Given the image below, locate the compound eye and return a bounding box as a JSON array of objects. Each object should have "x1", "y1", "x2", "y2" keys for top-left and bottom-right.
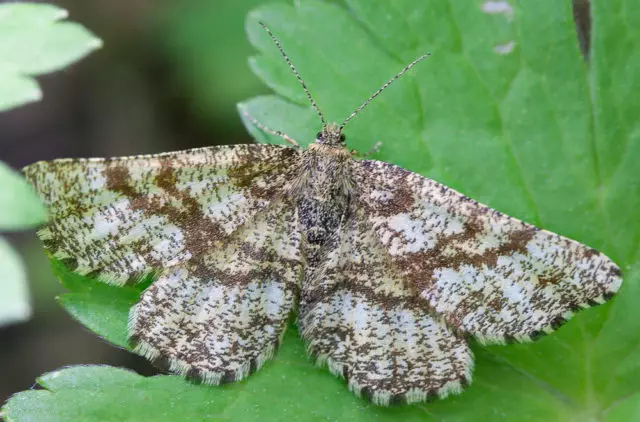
[
  {"x1": 339, "y1": 134, "x2": 346, "y2": 142},
  {"x1": 316, "y1": 131, "x2": 323, "y2": 139}
]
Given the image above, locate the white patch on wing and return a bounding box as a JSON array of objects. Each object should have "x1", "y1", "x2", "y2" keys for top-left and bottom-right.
[
  {"x1": 89, "y1": 199, "x2": 132, "y2": 239},
  {"x1": 264, "y1": 280, "x2": 286, "y2": 318},
  {"x1": 502, "y1": 282, "x2": 524, "y2": 302},
  {"x1": 388, "y1": 212, "x2": 435, "y2": 253},
  {"x1": 85, "y1": 168, "x2": 107, "y2": 192},
  {"x1": 149, "y1": 225, "x2": 185, "y2": 261}
]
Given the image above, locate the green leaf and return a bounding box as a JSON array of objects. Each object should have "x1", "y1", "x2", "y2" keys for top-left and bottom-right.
[
  {"x1": 606, "y1": 393, "x2": 640, "y2": 422},
  {"x1": 0, "y1": 161, "x2": 47, "y2": 230},
  {"x1": 0, "y1": 2, "x2": 101, "y2": 112},
  {"x1": 51, "y1": 260, "x2": 141, "y2": 350},
  {"x1": 0, "y1": 237, "x2": 31, "y2": 326},
  {"x1": 5, "y1": 0, "x2": 640, "y2": 421},
  {"x1": 1, "y1": 354, "x2": 426, "y2": 422}
]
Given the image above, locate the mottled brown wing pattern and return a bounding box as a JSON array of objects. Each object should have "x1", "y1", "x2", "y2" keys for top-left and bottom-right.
[
  {"x1": 353, "y1": 160, "x2": 622, "y2": 344},
  {"x1": 22, "y1": 144, "x2": 299, "y2": 285},
  {"x1": 129, "y1": 196, "x2": 302, "y2": 383},
  {"x1": 298, "y1": 208, "x2": 473, "y2": 406}
]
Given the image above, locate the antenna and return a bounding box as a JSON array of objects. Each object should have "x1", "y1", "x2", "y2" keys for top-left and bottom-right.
[
  {"x1": 259, "y1": 22, "x2": 326, "y2": 128},
  {"x1": 339, "y1": 53, "x2": 431, "y2": 131}
]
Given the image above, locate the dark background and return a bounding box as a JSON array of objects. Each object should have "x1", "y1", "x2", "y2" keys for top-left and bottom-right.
[{"x1": 0, "y1": 0, "x2": 591, "y2": 404}]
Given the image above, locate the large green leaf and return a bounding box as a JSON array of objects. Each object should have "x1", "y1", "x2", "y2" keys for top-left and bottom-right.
[
  {"x1": 4, "y1": 0, "x2": 639, "y2": 421},
  {"x1": 0, "y1": 2, "x2": 101, "y2": 111},
  {"x1": 239, "y1": 0, "x2": 640, "y2": 419}
]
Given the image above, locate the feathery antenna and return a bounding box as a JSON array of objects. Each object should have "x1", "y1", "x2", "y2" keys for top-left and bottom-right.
[
  {"x1": 259, "y1": 22, "x2": 326, "y2": 128},
  {"x1": 339, "y1": 53, "x2": 431, "y2": 131}
]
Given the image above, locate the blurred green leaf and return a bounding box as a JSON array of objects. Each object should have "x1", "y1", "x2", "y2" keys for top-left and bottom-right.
[
  {"x1": 0, "y1": 161, "x2": 47, "y2": 230},
  {"x1": 158, "y1": 0, "x2": 269, "y2": 133},
  {"x1": 0, "y1": 160, "x2": 44, "y2": 329},
  {"x1": 0, "y1": 2, "x2": 101, "y2": 111},
  {"x1": 158, "y1": 0, "x2": 345, "y2": 134},
  {"x1": 0, "y1": 2, "x2": 100, "y2": 330},
  {"x1": 0, "y1": 366, "x2": 231, "y2": 422},
  {"x1": 4, "y1": 0, "x2": 640, "y2": 420},
  {"x1": 0, "y1": 237, "x2": 30, "y2": 326}
]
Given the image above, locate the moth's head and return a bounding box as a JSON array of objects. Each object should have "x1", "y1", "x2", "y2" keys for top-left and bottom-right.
[{"x1": 315, "y1": 123, "x2": 346, "y2": 147}]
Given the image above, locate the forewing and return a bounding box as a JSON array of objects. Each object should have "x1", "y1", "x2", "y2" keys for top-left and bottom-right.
[
  {"x1": 129, "y1": 196, "x2": 302, "y2": 383},
  {"x1": 298, "y1": 208, "x2": 473, "y2": 405},
  {"x1": 23, "y1": 144, "x2": 299, "y2": 284},
  {"x1": 353, "y1": 160, "x2": 622, "y2": 344}
]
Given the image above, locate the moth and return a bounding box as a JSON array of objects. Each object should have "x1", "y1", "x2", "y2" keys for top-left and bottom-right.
[{"x1": 23, "y1": 23, "x2": 621, "y2": 406}]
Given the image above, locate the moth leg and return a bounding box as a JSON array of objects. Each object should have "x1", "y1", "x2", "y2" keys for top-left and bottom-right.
[
  {"x1": 352, "y1": 141, "x2": 382, "y2": 158},
  {"x1": 242, "y1": 110, "x2": 300, "y2": 148}
]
